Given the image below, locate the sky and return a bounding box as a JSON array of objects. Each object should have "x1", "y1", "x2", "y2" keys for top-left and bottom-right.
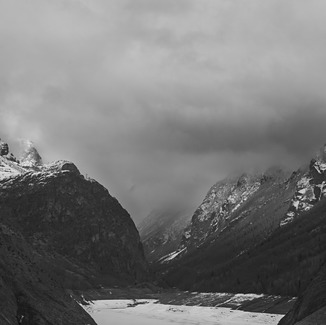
[{"x1": 1, "y1": 0, "x2": 326, "y2": 224}]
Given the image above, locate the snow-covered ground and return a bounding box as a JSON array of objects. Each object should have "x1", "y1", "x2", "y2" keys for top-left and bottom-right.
[{"x1": 82, "y1": 299, "x2": 284, "y2": 325}]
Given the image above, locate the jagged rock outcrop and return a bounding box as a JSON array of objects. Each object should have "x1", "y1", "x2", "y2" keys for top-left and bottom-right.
[{"x1": 281, "y1": 144, "x2": 326, "y2": 226}]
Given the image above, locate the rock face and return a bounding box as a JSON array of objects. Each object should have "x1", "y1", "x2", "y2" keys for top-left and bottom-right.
[
  {"x1": 281, "y1": 144, "x2": 326, "y2": 226},
  {"x1": 183, "y1": 172, "x2": 263, "y2": 249},
  {"x1": 0, "y1": 138, "x2": 149, "y2": 323}
]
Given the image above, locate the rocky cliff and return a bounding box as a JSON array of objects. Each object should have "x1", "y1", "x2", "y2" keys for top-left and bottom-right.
[{"x1": 280, "y1": 145, "x2": 326, "y2": 226}]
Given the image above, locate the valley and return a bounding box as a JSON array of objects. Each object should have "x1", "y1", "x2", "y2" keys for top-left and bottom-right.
[
  {"x1": 78, "y1": 287, "x2": 294, "y2": 325},
  {"x1": 0, "y1": 138, "x2": 325, "y2": 325}
]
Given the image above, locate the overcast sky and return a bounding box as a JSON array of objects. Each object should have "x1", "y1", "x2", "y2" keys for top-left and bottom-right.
[{"x1": 1, "y1": 0, "x2": 326, "y2": 223}]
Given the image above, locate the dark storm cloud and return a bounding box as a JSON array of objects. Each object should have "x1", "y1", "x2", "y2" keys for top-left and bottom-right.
[
  {"x1": 130, "y1": 107, "x2": 326, "y2": 158},
  {"x1": 1, "y1": 0, "x2": 326, "y2": 222}
]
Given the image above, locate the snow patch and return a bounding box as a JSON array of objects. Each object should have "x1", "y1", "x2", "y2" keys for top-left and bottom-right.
[{"x1": 158, "y1": 247, "x2": 187, "y2": 263}]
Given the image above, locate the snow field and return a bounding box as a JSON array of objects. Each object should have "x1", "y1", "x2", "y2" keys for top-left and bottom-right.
[{"x1": 82, "y1": 299, "x2": 284, "y2": 325}]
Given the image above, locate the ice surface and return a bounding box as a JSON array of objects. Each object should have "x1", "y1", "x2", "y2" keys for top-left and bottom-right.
[{"x1": 82, "y1": 299, "x2": 284, "y2": 325}]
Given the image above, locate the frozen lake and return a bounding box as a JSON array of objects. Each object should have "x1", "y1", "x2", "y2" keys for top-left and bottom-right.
[{"x1": 82, "y1": 299, "x2": 284, "y2": 325}]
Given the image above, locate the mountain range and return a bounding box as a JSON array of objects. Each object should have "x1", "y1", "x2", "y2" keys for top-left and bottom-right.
[{"x1": 1, "y1": 136, "x2": 325, "y2": 325}]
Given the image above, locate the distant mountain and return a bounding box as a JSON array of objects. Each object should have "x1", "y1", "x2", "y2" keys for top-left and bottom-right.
[
  {"x1": 0, "y1": 138, "x2": 149, "y2": 324},
  {"x1": 139, "y1": 208, "x2": 192, "y2": 263}
]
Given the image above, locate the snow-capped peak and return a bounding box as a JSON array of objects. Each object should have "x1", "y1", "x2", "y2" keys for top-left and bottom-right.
[{"x1": 19, "y1": 139, "x2": 43, "y2": 168}]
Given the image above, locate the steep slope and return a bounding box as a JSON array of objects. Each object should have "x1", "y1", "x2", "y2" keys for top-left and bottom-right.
[
  {"x1": 159, "y1": 167, "x2": 296, "y2": 264},
  {"x1": 0, "y1": 138, "x2": 149, "y2": 323},
  {"x1": 0, "y1": 223, "x2": 96, "y2": 325},
  {"x1": 0, "y1": 160, "x2": 149, "y2": 282},
  {"x1": 160, "y1": 146, "x2": 326, "y2": 303},
  {"x1": 162, "y1": 180, "x2": 326, "y2": 298},
  {"x1": 139, "y1": 208, "x2": 192, "y2": 263},
  {"x1": 184, "y1": 168, "x2": 293, "y2": 248},
  {"x1": 279, "y1": 263, "x2": 326, "y2": 325}
]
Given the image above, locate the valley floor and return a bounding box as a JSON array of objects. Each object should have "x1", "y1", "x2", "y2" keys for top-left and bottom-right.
[
  {"x1": 82, "y1": 299, "x2": 284, "y2": 325},
  {"x1": 77, "y1": 288, "x2": 296, "y2": 325}
]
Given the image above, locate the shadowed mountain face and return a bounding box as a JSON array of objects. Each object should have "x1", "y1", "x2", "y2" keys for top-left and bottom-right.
[
  {"x1": 279, "y1": 263, "x2": 326, "y2": 325},
  {"x1": 0, "y1": 223, "x2": 97, "y2": 325},
  {"x1": 0, "y1": 139, "x2": 149, "y2": 324},
  {"x1": 0, "y1": 161, "x2": 149, "y2": 282}
]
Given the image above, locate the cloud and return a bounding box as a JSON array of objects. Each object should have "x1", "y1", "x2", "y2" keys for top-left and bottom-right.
[{"x1": 1, "y1": 0, "x2": 326, "y2": 222}]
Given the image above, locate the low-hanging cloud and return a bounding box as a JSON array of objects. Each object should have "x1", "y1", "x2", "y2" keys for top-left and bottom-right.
[{"x1": 1, "y1": 0, "x2": 326, "y2": 223}]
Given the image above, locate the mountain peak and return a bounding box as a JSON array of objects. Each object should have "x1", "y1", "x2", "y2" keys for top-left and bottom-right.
[{"x1": 19, "y1": 139, "x2": 43, "y2": 167}]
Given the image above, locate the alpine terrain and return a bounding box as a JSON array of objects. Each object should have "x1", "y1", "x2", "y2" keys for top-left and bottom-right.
[
  {"x1": 0, "y1": 138, "x2": 149, "y2": 324},
  {"x1": 144, "y1": 145, "x2": 326, "y2": 325}
]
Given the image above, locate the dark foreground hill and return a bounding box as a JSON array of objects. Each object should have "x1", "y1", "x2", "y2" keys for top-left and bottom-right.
[
  {"x1": 0, "y1": 139, "x2": 149, "y2": 324},
  {"x1": 0, "y1": 223, "x2": 96, "y2": 325}
]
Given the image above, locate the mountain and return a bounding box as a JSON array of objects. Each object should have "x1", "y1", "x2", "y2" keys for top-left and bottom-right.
[
  {"x1": 154, "y1": 145, "x2": 326, "y2": 323},
  {"x1": 0, "y1": 138, "x2": 149, "y2": 324},
  {"x1": 156, "y1": 166, "x2": 296, "y2": 264},
  {"x1": 138, "y1": 208, "x2": 192, "y2": 263}
]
